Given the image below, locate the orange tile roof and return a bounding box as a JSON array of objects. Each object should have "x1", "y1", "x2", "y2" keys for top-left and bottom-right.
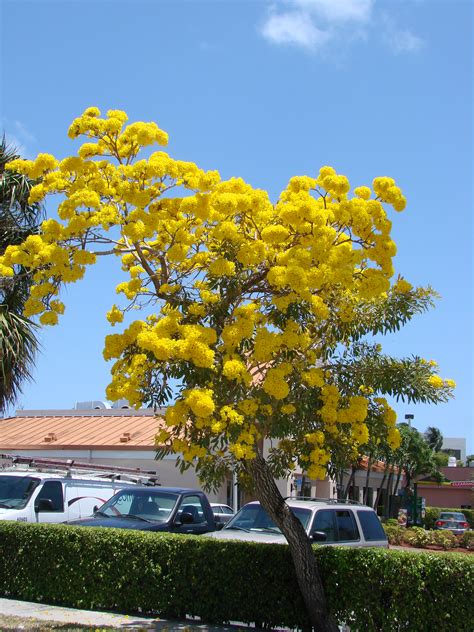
[{"x1": 0, "y1": 412, "x2": 166, "y2": 450}]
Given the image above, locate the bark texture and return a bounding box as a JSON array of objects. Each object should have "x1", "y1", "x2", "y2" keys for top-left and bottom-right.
[{"x1": 246, "y1": 454, "x2": 339, "y2": 632}]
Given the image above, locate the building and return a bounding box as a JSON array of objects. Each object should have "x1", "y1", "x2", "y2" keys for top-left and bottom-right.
[
  {"x1": 441, "y1": 437, "x2": 467, "y2": 463},
  {"x1": 0, "y1": 405, "x2": 400, "y2": 511},
  {"x1": 0, "y1": 407, "x2": 289, "y2": 508},
  {"x1": 416, "y1": 466, "x2": 474, "y2": 509}
]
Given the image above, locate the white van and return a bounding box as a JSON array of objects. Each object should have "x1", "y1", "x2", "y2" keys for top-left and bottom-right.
[
  {"x1": 0, "y1": 454, "x2": 160, "y2": 524},
  {"x1": 0, "y1": 471, "x2": 140, "y2": 523}
]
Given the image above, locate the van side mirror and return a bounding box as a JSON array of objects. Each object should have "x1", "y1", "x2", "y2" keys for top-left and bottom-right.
[
  {"x1": 311, "y1": 531, "x2": 327, "y2": 542},
  {"x1": 35, "y1": 498, "x2": 54, "y2": 512},
  {"x1": 93, "y1": 505, "x2": 99, "y2": 513}
]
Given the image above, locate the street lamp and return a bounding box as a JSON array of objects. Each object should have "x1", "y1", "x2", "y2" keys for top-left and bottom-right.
[{"x1": 405, "y1": 413, "x2": 414, "y2": 427}]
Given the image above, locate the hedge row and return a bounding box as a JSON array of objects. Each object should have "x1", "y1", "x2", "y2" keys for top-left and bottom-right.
[
  {"x1": 424, "y1": 506, "x2": 474, "y2": 529},
  {"x1": 0, "y1": 522, "x2": 473, "y2": 632}
]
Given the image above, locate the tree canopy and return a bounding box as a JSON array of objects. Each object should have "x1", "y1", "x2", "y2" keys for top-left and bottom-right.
[
  {"x1": 424, "y1": 425, "x2": 444, "y2": 452},
  {"x1": 0, "y1": 107, "x2": 455, "y2": 631},
  {"x1": 0, "y1": 107, "x2": 454, "y2": 484}
]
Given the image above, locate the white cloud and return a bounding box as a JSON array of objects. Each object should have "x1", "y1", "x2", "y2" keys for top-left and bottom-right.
[
  {"x1": 3, "y1": 134, "x2": 26, "y2": 156},
  {"x1": 261, "y1": 11, "x2": 331, "y2": 50},
  {"x1": 292, "y1": 0, "x2": 374, "y2": 23},
  {"x1": 259, "y1": 0, "x2": 423, "y2": 56},
  {"x1": 2, "y1": 120, "x2": 36, "y2": 157},
  {"x1": 388, "y1": 28, "x2": 423, "y2": 53},
  {"x1": 381, "y1": 15, "x2": 424, "y2": 54},
  {"x1": 13, "y1": 120, "x2": 36, "y2": 143}
]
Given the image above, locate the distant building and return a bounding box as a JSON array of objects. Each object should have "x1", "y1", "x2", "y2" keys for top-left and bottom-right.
[
  {"x1": 441, "y1": 437, "x2": 467, "y2": 463},
  {"x1": 417, "y1": 466, "x2": 473, "y2": 509}
]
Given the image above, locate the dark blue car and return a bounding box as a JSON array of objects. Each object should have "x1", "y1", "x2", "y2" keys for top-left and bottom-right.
[{"x1": 67, "y1": 486, "x2": 217, "y2": 534}]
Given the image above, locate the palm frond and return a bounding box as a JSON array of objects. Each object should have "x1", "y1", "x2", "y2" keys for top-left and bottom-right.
[
  {"x1": 0, "y1": 136, "x2": 44, "y2": 411},
  {"x1": 0, "y1": 307, "x2": 40, "y2": 413}
]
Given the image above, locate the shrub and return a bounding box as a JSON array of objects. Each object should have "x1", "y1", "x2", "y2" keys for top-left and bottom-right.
[
  {"x1": 430, "y1": 530, "x2": 458, "y2": 550},
  {"x1": 459, "y1": 531, "x2": 474, "y2": 550},
  {"x1": 403, "y1": 526, "x2": 433, "y2": 548},
  {"x1": 0, "y1": 522, "x2": 472, "y2": 631},
  {"x1": 383, "y1": 524, "x2": 405, "y2": 545}
]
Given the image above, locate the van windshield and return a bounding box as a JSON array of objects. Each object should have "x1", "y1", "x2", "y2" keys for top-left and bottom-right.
[{"x1": 0, "y1": 475, "x2": 41, "y2": 509}]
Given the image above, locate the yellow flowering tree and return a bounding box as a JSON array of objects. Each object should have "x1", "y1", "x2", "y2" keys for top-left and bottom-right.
[{"x1": 0, "y1": 107, "x2": 454, "y2": 631}]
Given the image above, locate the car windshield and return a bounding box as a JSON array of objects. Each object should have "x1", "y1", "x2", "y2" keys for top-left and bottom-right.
[
  {"x1": 440, "y1": 512, "x2": 466, "y2": 521},
  {"x1": 224, "y1": 503, "x2": 312, "y2": 533},
  {"x1": 0, "y1": 475, "x2": 41, "y2": 509},
  {"x1": 98, "y1": 489, "x2": 179, "y2": 523}
]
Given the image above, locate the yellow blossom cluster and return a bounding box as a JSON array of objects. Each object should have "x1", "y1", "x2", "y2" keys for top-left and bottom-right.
[{"x1": 1, "y1": 106, "x2": 443, "y2": 480}]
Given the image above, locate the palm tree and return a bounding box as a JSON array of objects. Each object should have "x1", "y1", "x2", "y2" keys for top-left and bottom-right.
[
  {"x1": 0, "y1": 137, "x2": 43, "y2": 413},
  {"x1": 424, "y1": 426, "x2": 444, "y2": 452}
]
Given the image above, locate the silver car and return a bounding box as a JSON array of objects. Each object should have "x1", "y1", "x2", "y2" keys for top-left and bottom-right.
[
  {"x1": 206, "y1": 498, "x2": 388, "y2": 548},
  {"x1": 210, "y1": 503, "x2": 234, "y2": 525},
  {"x1": 434, "y1": 511, "x2": 469, "y2": 535}
]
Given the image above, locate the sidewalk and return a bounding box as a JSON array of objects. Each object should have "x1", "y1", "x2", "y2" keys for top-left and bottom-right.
[{"x1": 0, "y1": 597, "x2": 252, "y2": 630}]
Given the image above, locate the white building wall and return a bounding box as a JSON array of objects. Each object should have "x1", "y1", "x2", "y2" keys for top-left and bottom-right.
[{"x1": 442, "y1": 437, "x2": 467, "y2": 462}]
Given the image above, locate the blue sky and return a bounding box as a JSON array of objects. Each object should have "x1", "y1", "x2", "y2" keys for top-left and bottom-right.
[{"x1": 1, "y1": 0, "x2": 472, "y2": 452}]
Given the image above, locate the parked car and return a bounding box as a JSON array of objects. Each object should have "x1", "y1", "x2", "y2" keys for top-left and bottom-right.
[
  {"x1": 0, "y1": 471, "x2": 137, "y2": 524},
  {"x1": 434, "y1": 511, "x2": 470, "y2": 535},
  {"x1": 210, "y1": 503, "x2": 234, "y2": 525},
  {"x1": 205, "y1": 498, "x2": 388, "y2": 547},
  {"x1": 66, "y1": 487, "x2": 217, "y2": 534}
]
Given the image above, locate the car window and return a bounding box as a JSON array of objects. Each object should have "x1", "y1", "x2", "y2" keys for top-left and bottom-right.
[
  {"x1": 226, "y1": 503, "x2": 311, "y2": 533},
  {"x1": 440, "y1": 512, "x2": 465, "y2": 521},
  {"x1": 335, "y1": 510, "x2": 359, "y2": 541},
  {"x1": 99, "y1": 490, "x2": 179, "y2": 521},
  {"x1": 311, "y1": 509, "x2": 336, "y2": 542},
  {"x1": 356, "y1": 510, "x2": 386, "y2": 541},
  {"x1": 222, "y1": 506, "x2": 234, "y2": 514},
  {"x1": 36, "y1": 481, "x2": 64, "y2": 512},
  {"x1": 180, "y1": 494, "x2": 206, "y2": 523}
]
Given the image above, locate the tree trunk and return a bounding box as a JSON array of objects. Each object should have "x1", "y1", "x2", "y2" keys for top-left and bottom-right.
[
  {"x1": 339, "y1": 471, "x2": 344, "y2": 497},
  {"x1": 342, "y1": 465, "x2": 356, "y2": 500},
  {"x1": 246, "y1": 454, "x2": 339, "y2": 632},
  {"x1": 384, "y1": 470, "x2": 394, "y2": 518},
  {"x1": 363, "y1": 458, "x2": 372, "y2": 505},
  {"x1": 393, "y1": 468, "x2": 402, "y2": 496},
  {"x1": 373, "y1": 462, "x2": 389, "y2": 510}
]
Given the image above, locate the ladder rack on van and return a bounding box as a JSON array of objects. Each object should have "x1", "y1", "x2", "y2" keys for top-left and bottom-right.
[{"x1": 0, "y1": 453, "x2": 160, "y2": 486}]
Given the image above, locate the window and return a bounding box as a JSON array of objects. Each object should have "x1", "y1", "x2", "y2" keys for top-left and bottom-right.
[
  {"x1": 311, "y1": 509, "x2": 336, "y2": 542},
  {"x1": 356, "y1": 510, "x2": 386, "y2": 541},
  {"x1": 180, "y1": 494, "x2": 206, "y2": 523},
  {"x1": 226, "y1": 504, "x2": 312, "y2": 533},
  {"x1": 335, "y1": 510, "x2": 359, "y2": 541},
  {"x1": 100, "y1": 490, "x2": 179, "y2": 522},
  {"x1": 36, "y1": 481, "x2": 64, "y2": 512},
  {"x1": 222, "y1": 505, "x2": 234, "y2": 514},
  {"x1": 0, "y1": 475, "x2": 40, "y2": 509}
]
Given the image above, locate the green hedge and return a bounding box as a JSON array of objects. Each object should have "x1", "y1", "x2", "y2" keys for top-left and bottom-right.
[
  {"x1": 425, "y1": 506, "x2": 474, "y2": 529},
  {"x1": 0, "y1": 522, "x2": 473, "y2": 631}
]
